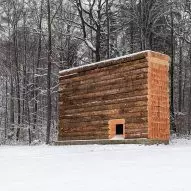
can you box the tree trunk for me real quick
[4,76,8,143]
[46,0,52,144]
[170,5,175,130]
[95,0,101,62]
[33,0,44,130]
[178,40,183,112]
[106,0,110,58]
[13,21,21,141]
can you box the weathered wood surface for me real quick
[59,60,148,85]
[58,50,170,142]
[148,62,170,140]
[59,50,169,76]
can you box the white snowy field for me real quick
[0,138,191,191]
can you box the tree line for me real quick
[0,0,190,144]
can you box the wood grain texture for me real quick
[148,61,170,140]
[58,51,170,142]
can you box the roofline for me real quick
[59,50,170,76]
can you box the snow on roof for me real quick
[59,50,170,76]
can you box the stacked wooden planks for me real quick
[147,52,170,140]
[58,50,170,142]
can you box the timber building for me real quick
[58,51,170,144]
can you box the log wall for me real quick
[147,52,170,140]
[58,51,170,141]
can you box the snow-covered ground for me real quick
[1,138,191,191]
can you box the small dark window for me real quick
[116,124,123,135]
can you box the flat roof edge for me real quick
[59,50,170,76]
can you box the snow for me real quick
[85,39,96,52]
[111,135,125,140]
[59,50,152,74]
[1,138,191,191]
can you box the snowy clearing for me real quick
[1,138,191,191]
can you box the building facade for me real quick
[58,51,170,143]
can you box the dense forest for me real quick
[0,0,190,144]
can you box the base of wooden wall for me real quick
[54,138,169,146]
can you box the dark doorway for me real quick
[116,124,123,135]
